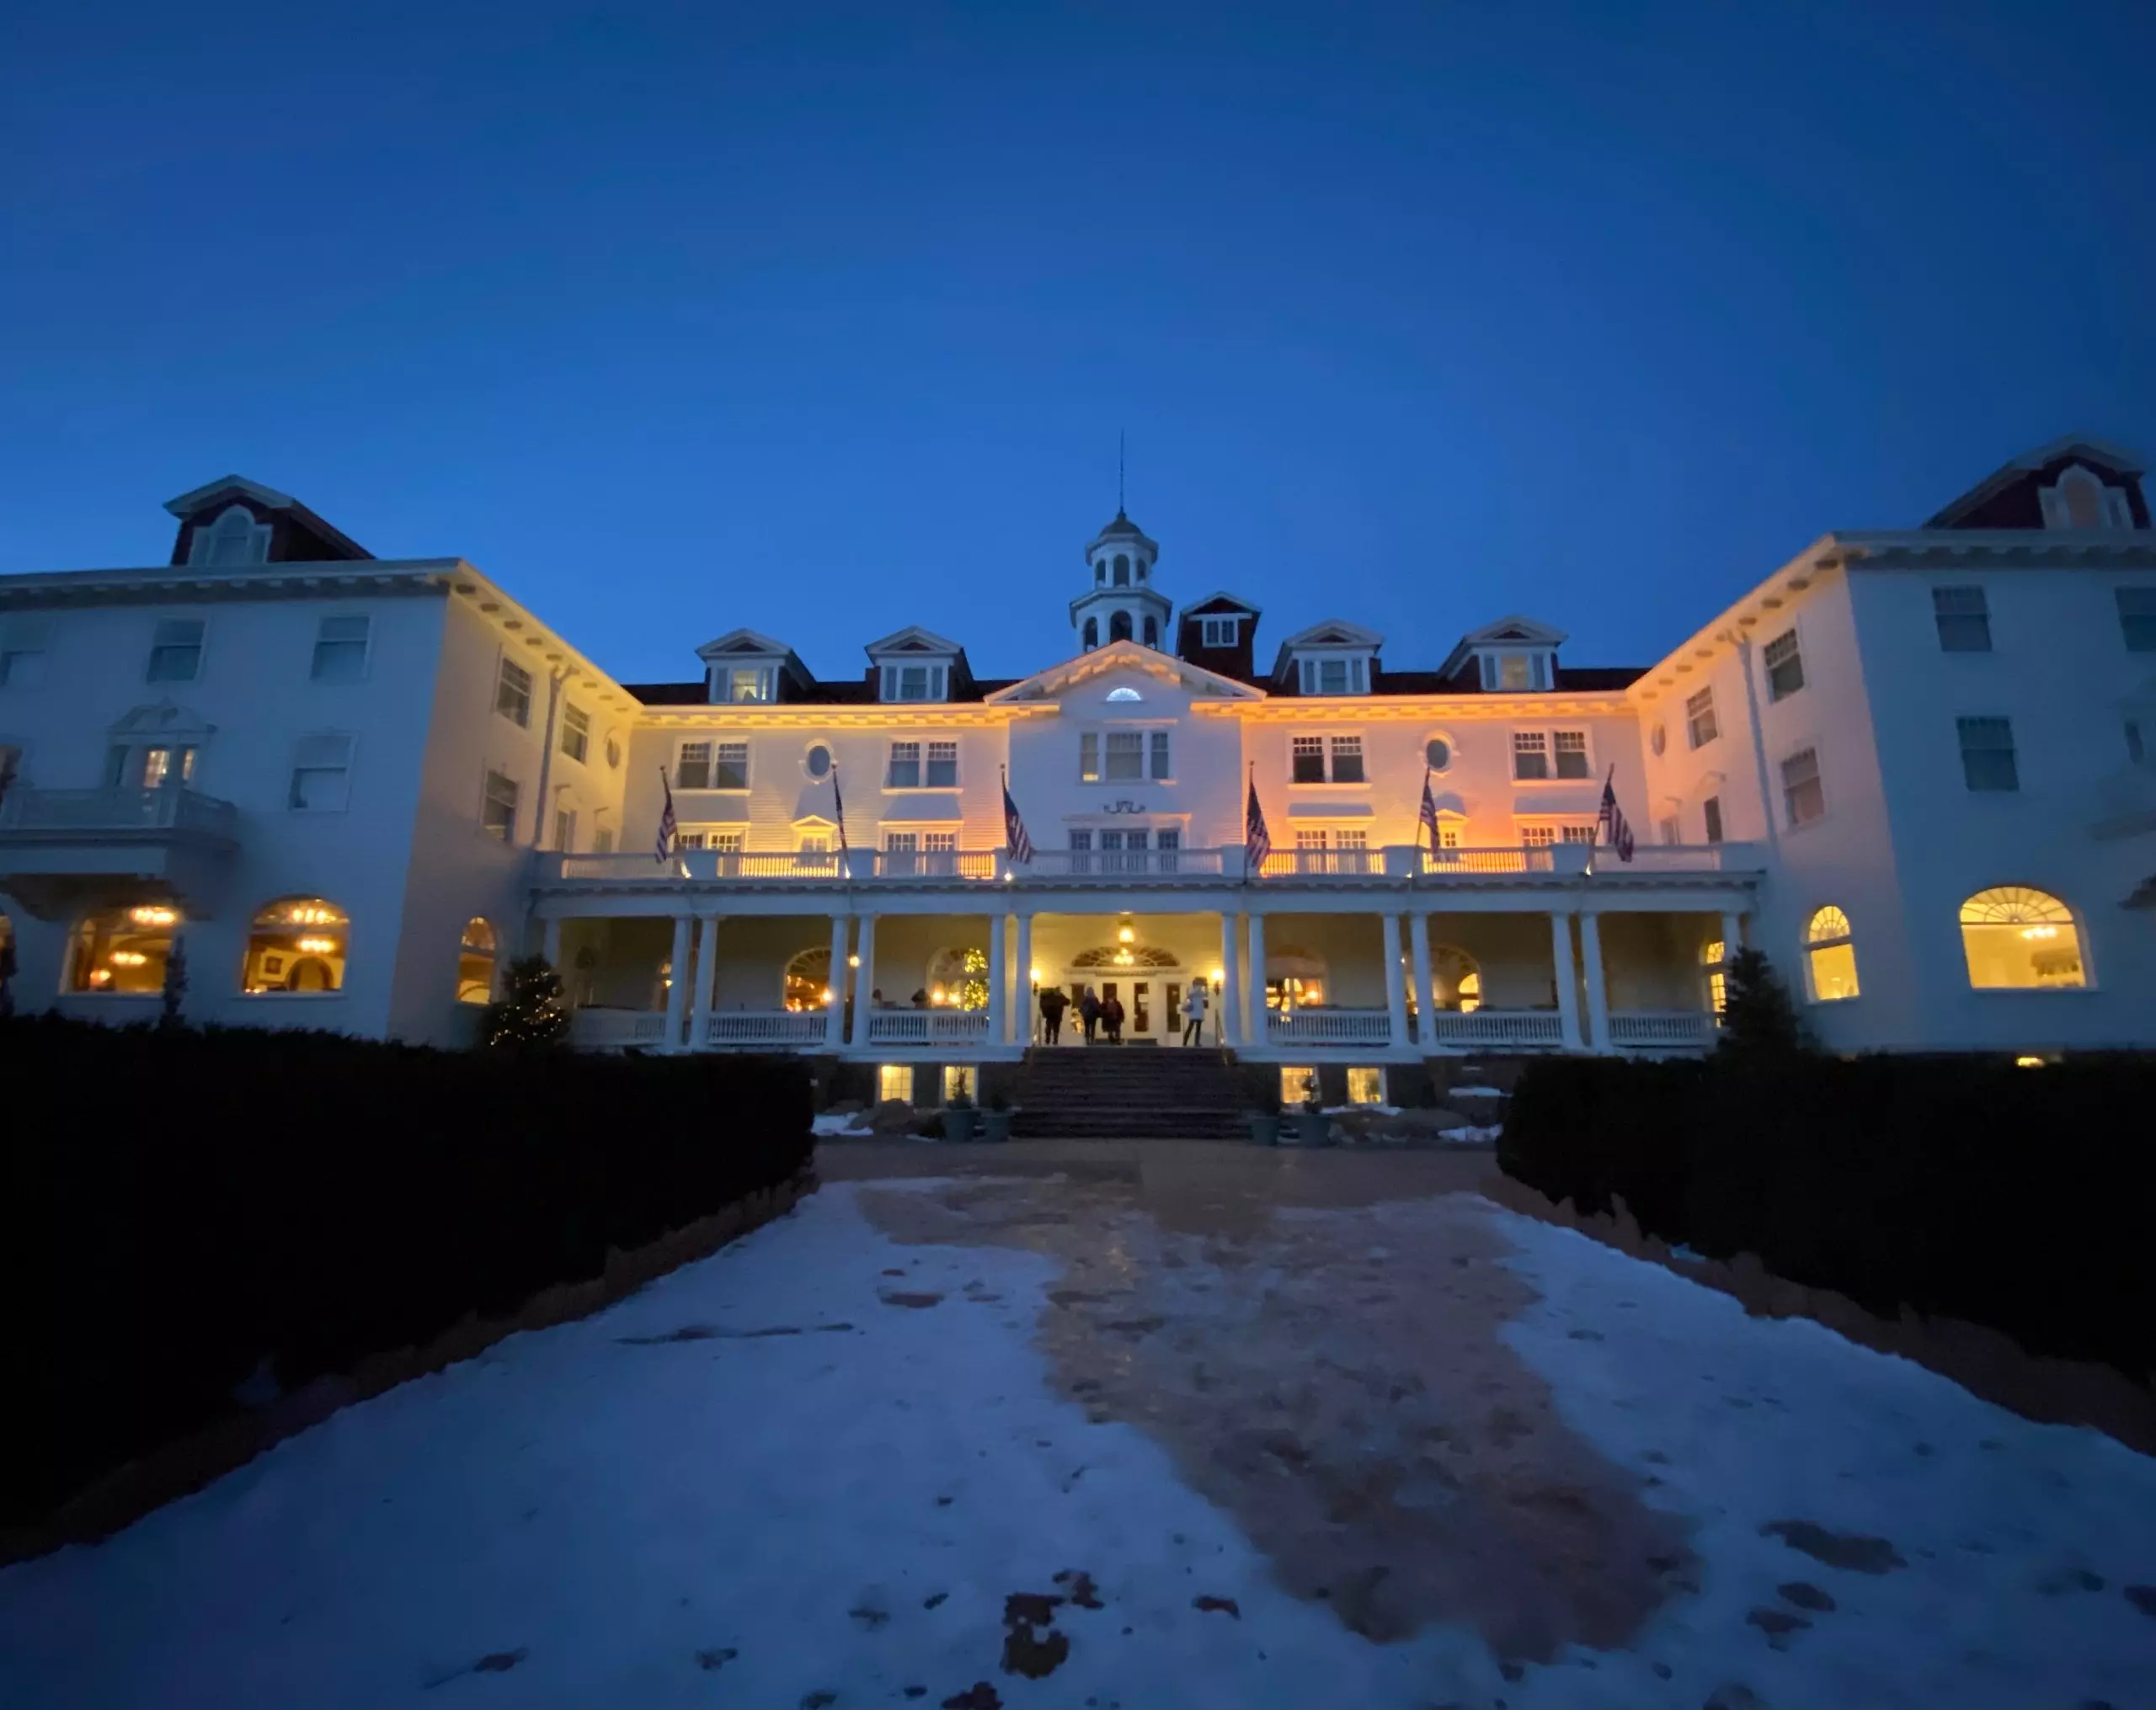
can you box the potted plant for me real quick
[979,1087,1013,1144]
[1245,1078,1283,1147]
[1293,1072,1333,1148]
[942,1089,979,1144]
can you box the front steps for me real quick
[1010,1046,1249,1140]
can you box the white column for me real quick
[1381,912,1409,1051]
[1013,914,1033,1047]
[988,912,1008,1049]
[541,914,563,966]
[1409,910,1435,1050]
[1219,912,1242,1048]
[1579,911,1610,1052]
[1246,912,1267,1050]
[1550,912,1583,1052]
[825,914,850,1049]
[1721,910,1744,957]
[849,914,877,1047]
[664,913,694,1049]
[689,914,720,1049]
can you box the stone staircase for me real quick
[1009,1046,1250,1140]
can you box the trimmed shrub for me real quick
[1499,1053,2156,1382]
[0,1015,811,1530]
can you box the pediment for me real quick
[695,627,793,660]
[1460,614,1569,648]
[985,639,1265,704]
[109,699,216,740]
[1280,618,1385,651]
[864,625,962,658]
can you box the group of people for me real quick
[1035,978,1212,1047]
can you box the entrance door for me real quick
[1165,981,1182,1042]
[1133,981,1151,1035]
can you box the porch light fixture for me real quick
[296,936,339,955]
[931,985,947,1004]
[847,954,861,968]
[1028,966,1042,983]
[1118,926,1134,943]
[129,905,179,927]
[109,951,148,967]
[2020,925,2058,940]
[2015,1054,2045,1068]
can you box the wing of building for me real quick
[3,443,2153,1095]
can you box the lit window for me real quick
[0,616,51,687]
[1700,938,1728,1016]
[496,658,533,727]
[1933,587,1991,653]
[878,1063,914,1104]
[1424,736,1452,771]
[481,769,519,839]
[1347,1066,1385,1106]
[560,704,590,763]
[288,732,354,811]
[147,618,205,683]
[1279,1066,1317,1105]
[1521,824,1556,847]
[675,741,712,789]
[710,830,744,855]
[1329,736,1365,783]
[1150,730,1171,779]
[1105,732,1144,781]
[66,903,181,994]
[242,897,350,994]
[888,741,921,787]
[1512,731,1550,780]
[1763,630,1804,701]
[942,1064,974,1101]
[1959,887,2085,989]
[457,918,498,1004]
[311,614,370,682]
[1201,615,1239,647]
[1803,906,1860,1002]
[1956,716,2018,791]
[2118,588,2156,653]
[726,666,773,703]
[1702,796,1724,843]
[1553,730,1589,779]
[712,743,749,790]
[1781,747,1825,826]
[1498,653,1532,690]
[1290,735,1326,783]
[139,745,197,789]
[926,741,958,788]
[1685,688,1718,748]
[1294,829,1328,852]
[1078,732,1099,782]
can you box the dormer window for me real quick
[719,664,777,704]
[2042,466,2135,530]
[187,505,270,567]
[1201,615,1239,647]
[881,663,948,701]
[1298,657,1367,695]
[1479,651,1551,690]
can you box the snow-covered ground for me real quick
[4,1170,2153,1709]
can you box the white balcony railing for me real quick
[568,1008,670,1049]
[1267,1008,1392,1045]
[1017,847,1229,880]
[874,850,997,880]
[867,1009,993,1046]
[706,1010,830,1047]
[1424,1009,1567,1047]
[1605,1009,1717,1049]
[0,785,238,840]
[1260,849,1385,878]
[1421,846,1559,875]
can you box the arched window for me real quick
[1081,616,1099,650]
[1700,937,1730,1016]
[1113,554,1131,587]
[1959,887,2086,988]
[193,504,269,567]
[1802,906,1860,1001]
[926,946,990,1009]
[784,946,833,1010]
[1431,946,1481,1013]
[1108,610,1133,643]
[2062,468,2105,530]
[243,897,350,994]
[1136,557,1150,582]
[1094,561,1107,586]
[67,903,179,994]
[456,918,498,1004]
[1142,614,1160,647]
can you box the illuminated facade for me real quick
[3,440,2153,1068]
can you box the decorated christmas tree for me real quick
[479,954,570,1052]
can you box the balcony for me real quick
[867,1009,993,1047]
[0,786,240,919]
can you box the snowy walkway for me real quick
[4,1146,2154,1709]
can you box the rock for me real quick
[868,1098,917,1134]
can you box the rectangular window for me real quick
[1290,736,1326,783]
[942,1064,974,1102]
[553,807,576,851]
[140,746,198,789]
[1068,830,1091,850]
[1437,824,1460,850]
[1553,730,1590,779]
[1294,829,1328,851]
[1498,653,1532,690]
[1658,816,1679,845]
[1933,586,1992,653]
[1512,731,1550,780]
[712,743,749,790]
[675,831,706,850]
[675,741,712,789]
[888,741,921,787]
[725,666,773,703]
[1521,824,1556,848]
[0,616,52,687]
[711,831,744,855]
[1079,732,1100,782]
[878,1063,915,1105]
[1346,1066,1386,1107]
[1781,748,1825,827]
[1155,827,1181,850]
[1201,615,1238,647]
[1956,716,2019,791]
[147,618,205,683]
[1320,658,1348,695]
[1150,730,1171,779]
[594,828,615,854]
[1561,824,1597,844]
[1702,796,1724,844]
[926,741,958,788]
[1279,1066,1316,1105]
[495,657,533,727]
[1685,688,1719,748]
[881,663,947,701]
[1763,629,1805,701]
[289,733,355,812]
[481,769,520,839]
[2119,588,2156,652]
[1105,731,1144,781]
[560,704,590,764]
[310,614,370,682]
[1328,735,1365,783]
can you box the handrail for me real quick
[0,785,238,838]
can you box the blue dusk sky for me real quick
[5,0,2153,685]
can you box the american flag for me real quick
[1001,769,1034,864]
[1597,766,1636,862]
[1418,764,1440,849]
[1245,771,1272,876]
[831,761,848,856]
[655,769,677,864]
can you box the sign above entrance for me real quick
[1102,799,1147,814]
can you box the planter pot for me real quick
[1294,1110,1335,1148]
[942,1106,979,1144]
[978,1110,1013,1144]
[1246,1113,1282,1148]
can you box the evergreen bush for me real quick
[478,954,570,1052]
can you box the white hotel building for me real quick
[2,439,2153,1089]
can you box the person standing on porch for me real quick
[1038,983,1068,1045]
[1181,978,1208,1046]
[1102,991,1125,1045]
[1079,986,1101,1045]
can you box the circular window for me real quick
[605,733,622,770]
[805,743,834,780]
[1650,722,1667,758]
[1424,736,1453,772]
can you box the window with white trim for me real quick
[1078,732,1099,782]
[1346,1066,1386,1106]
[1328,736,1365,783]
[1933,587,1991,653]
[1521,824,1556,847]
[480,769,519,839]
[722,665,776,704]
[189,504,270,567]
[1200,615,1240,647]
[712,742,749,790]
[147,619,205,684]
[593,828,615,854]
[495,657,533,727]
[888,741,921,787]
[1512,732,1549,780]
[1781,747,1825,826]
[289,733,355,812]
[310,615,370,682]
[1763,629,1804,701]
[879,663,949,702]
[1290,735,1325,783]
[1296,656,1369,695]
[1294,829,1328,851]
[675,741,712,789]
[1150,730,1171,779]
[2119,588,2156,653]
[1560,823,1597,844]
[1552,730,1589,779]
[1956,716,2018,791]
[553,807,576,852]
[926,740,958,788]
[878,1063,915,1103]
[1102,731,1143,781]
[1685,687,1718,748]
[0,616,52,688]
[923,831,958,855]
[559,704,590,764]
[1803,906,1860,1002]
[1702,796,1724,844]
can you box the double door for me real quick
[1062,978,1187,1041]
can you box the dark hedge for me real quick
[0,1015,812,1529]
[1498,1052,2156,1384]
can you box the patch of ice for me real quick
[810,1113,873,1137]
[1449,1084,1503,1098]
[1437,1124,1502,1146]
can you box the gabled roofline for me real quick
[1926,435,2148,526]
[1268,617,1385,681]
[695,627,796,660]
[1435,614,1570,680]
[863,624,964,658]
[162,474,296,516]
[1178,589,1262,620]
[985,638,1267,704]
